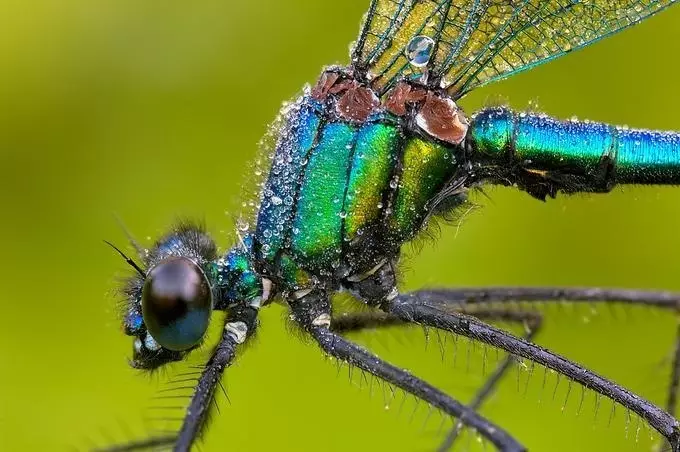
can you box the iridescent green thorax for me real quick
[291,122,357,268]
[344,123,400,240]
[253,95,460,288]
[389,137,457,239]
[255,100,321,262]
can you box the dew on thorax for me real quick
[234,91,310,237]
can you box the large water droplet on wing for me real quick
[406,36,435,68]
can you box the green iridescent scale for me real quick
[277,254,312,290]
[390,138,457,239]
[291,122,357,268]
[281,115,458,274]
[344,123,400,240]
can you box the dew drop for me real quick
[406,35,435,68]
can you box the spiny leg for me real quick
[330,311,404,333]
[93,435,176,452]
[662,324,680,452]
[331,308,542,409]
[173,306,258,451]
[416,287,680,416]
[289,292,527,452]
[669,322,680,416]
[415,287,680,311]
[95,306,258,452]
[440,310,543,451]
[330,309,543,450]
[382,292,680,450]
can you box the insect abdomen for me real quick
[469,107,680,194]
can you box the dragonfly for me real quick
[100,1,680,451]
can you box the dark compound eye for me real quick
[142,256,213,351]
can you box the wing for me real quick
[351,0,678,98]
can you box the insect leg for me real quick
[289,291,527,452]
[92,435,176,452]
[411,287,680,415]
[172,305,258,451]
[330,309,543,451]
[382,292,680,451]
[441,310,543,452]
[410,287,680,310]
[669,322,680,416]
[94,306,259,452]
[330,311,403,333]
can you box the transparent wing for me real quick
[351,0,678,97]
[351,0,461,94]
[441,0,679,98]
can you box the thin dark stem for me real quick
[290,297,526,452]
[385,294,680,450]
[440,311,543,452]
[415,287,680,310]
[174,306,258,452]
[668,322,680,416]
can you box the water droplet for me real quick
[271,196,283,206]
[406,35,435,68]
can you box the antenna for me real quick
[104,240,146,279]
[114,213,145,257]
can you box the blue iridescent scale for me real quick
[470,108,680,191]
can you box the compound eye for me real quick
[142,257,213,351]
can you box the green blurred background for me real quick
[3,1,680,450]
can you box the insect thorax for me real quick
[250,68,469,292]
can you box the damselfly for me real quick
[101,1,680,451]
